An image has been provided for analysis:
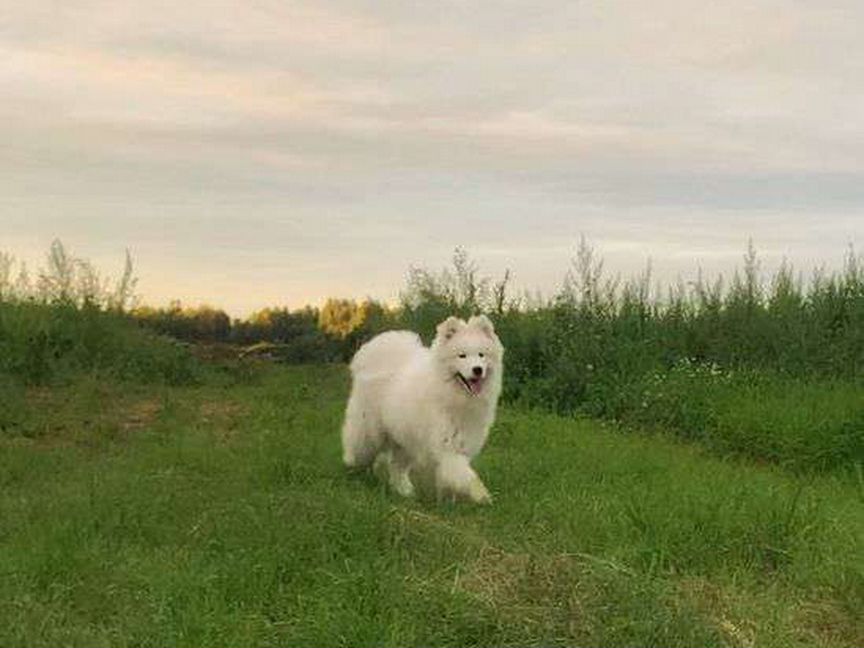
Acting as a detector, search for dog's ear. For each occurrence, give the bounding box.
[468,314,495,338]
[436,316,466,342]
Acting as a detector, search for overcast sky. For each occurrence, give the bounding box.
[3,1,862,316]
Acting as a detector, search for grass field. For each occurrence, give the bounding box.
[1,364,862,647]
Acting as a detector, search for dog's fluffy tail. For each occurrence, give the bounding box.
[349,330,424,381]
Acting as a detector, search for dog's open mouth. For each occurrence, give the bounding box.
[456,373,485,396]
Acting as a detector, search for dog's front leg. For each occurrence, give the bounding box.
[435,453,491,504]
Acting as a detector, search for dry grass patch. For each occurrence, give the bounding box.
[198,399,248,442]
[458,544,590,640]
[794,598,864,648]
[120,399,163,433]
[11,384,166,446]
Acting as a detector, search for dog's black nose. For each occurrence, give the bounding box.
[472,366,483,377]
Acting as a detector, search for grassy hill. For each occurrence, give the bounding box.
[2,363,861,647]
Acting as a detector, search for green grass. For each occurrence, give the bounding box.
[596,363,864,471]
[1,365,862,647]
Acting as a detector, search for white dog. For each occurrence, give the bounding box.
[341,315,504,503]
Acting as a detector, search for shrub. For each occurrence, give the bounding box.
[0,301,200,386]
[394,241,863,470]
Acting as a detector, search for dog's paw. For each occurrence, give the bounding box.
[392,472,416,498]
[468,478,492,505]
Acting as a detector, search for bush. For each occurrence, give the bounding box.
[393,241,863,471]
[0,301,200,386]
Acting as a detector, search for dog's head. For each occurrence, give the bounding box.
[432,314,504,397]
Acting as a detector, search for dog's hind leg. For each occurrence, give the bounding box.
[341,393,383,468]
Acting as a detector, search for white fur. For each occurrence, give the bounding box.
[342,315,504,503]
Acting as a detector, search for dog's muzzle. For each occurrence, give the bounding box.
[456,372,486,396]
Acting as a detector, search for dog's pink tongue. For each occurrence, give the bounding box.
[469,378,484,394]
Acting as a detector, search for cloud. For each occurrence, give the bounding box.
[2,1,862,314]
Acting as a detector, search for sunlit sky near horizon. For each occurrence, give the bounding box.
[3,1,863,317]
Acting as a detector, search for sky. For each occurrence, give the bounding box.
[2,0,862,316]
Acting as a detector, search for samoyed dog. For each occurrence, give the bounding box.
[341,315,504,503]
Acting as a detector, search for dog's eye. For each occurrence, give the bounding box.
[458,353,466,359]
[479,353,485,358]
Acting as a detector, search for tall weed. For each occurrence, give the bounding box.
[396,241,863,470]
